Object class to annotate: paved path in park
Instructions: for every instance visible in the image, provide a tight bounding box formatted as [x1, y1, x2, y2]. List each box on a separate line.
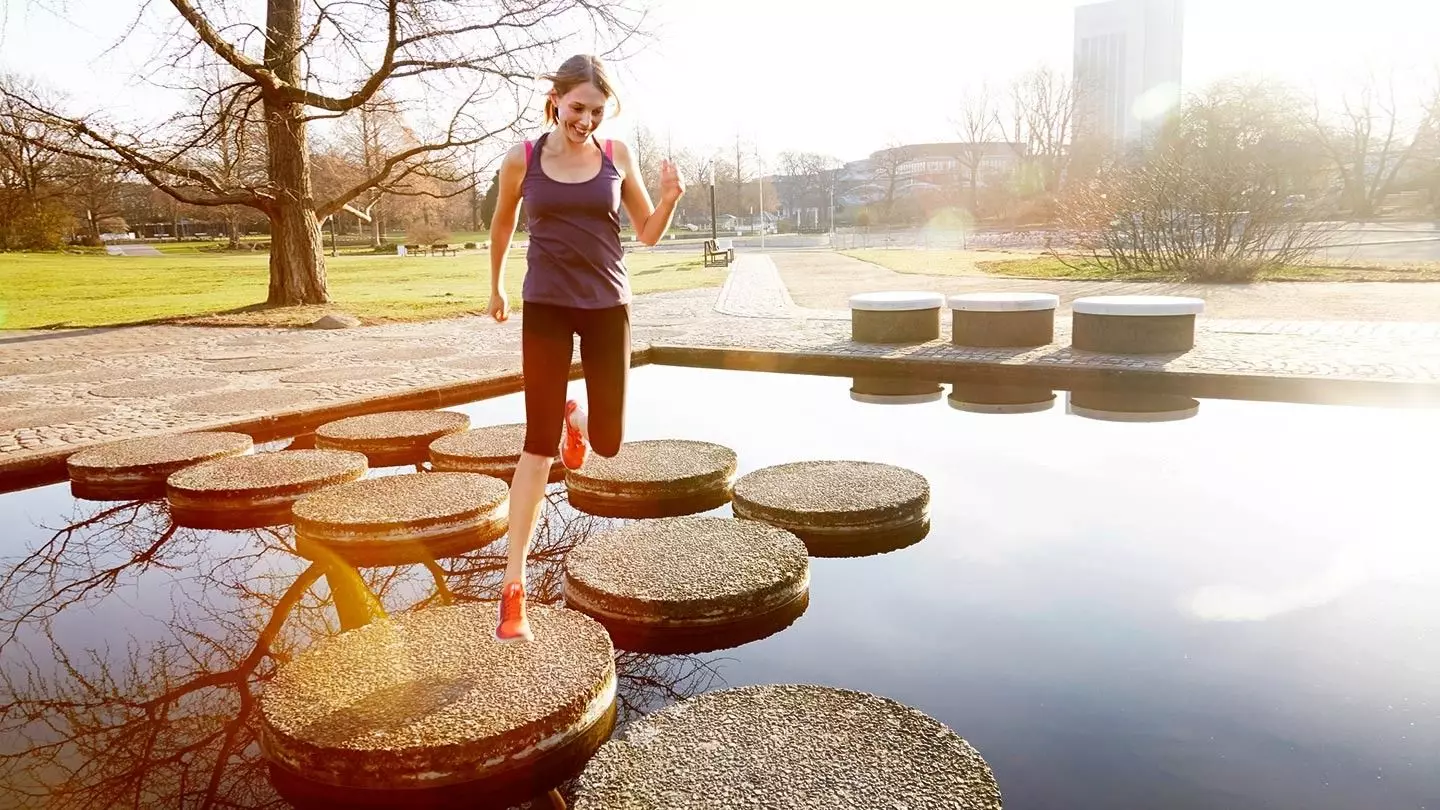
[104, 243, 164, 256]
[2, 249, 1438, 488]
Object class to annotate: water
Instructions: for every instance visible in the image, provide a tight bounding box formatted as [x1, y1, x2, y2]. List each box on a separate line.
[2, 364, 1438, 809]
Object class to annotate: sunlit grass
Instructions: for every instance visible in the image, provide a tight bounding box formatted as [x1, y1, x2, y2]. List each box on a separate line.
[2, 248, 721, 329]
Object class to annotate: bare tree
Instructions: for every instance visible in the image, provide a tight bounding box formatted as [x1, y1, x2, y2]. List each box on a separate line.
[1009, 66, 1078, 193]
[1310, 70, 1440, 218]
[2, 0, 644, 306]
[954, 83, 1004, 210]
[867, 141, 917, 224]
[776, 150, 841, 229]
[0, 77, 74, 249]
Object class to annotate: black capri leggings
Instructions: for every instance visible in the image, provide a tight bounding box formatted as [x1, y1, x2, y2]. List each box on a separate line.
[520, 301, 630, 459]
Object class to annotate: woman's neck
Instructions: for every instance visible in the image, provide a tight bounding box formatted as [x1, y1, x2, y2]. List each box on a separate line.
[549, 128, 592, 156]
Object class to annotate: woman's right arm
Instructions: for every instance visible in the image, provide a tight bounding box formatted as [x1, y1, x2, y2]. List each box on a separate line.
[487, 145, 527, 319]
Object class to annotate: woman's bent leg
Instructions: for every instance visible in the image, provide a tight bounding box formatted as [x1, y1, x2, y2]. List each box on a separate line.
[576, 304, 631, 458]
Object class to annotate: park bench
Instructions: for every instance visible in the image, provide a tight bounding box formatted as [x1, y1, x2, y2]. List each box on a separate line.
[703, 237, 734, 268]
[430, 243, 458, 257]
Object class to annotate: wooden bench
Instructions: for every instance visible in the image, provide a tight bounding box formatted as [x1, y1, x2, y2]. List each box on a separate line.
[401, 243, 422, 256]
[429, 243, 458, 257]
[703, 238, 734, 267]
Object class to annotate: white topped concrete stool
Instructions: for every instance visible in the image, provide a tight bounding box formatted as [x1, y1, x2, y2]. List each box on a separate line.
[1071, 295, 1205, 354]
[947, 292, 1059, 348]
[848, 291, 946, 344]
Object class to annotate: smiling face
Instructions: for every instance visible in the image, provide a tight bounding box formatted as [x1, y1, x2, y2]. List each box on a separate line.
[551, 81, 609, 144]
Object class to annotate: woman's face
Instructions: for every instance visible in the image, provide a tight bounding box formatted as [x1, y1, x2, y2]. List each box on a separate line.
[553, 81, 608, 144]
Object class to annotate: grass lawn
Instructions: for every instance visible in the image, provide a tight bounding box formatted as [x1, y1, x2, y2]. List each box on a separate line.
[2, 247, 721, 329]
[843, 249, 1440, 283]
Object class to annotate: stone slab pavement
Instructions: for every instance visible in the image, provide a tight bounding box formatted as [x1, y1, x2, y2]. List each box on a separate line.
[2, 250, 1439, 490]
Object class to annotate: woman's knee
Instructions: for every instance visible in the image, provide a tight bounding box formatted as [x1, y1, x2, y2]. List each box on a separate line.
[589, 425, 623, 458]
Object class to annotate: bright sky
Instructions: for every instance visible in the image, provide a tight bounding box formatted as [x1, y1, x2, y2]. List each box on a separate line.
[2, 0, 1436, 166]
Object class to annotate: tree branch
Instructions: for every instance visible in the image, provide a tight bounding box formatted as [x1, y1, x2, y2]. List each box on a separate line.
[165, 0, 280, 91]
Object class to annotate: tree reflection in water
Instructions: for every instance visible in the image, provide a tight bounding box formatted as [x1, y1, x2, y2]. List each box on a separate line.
[0, 486, 729, 809]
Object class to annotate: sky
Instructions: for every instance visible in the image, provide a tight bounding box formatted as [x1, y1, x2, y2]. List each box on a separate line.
[2, 0, 1437, 167]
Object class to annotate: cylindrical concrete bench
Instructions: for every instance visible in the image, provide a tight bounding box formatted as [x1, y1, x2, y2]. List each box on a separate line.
[849, 291, 945, 344]
[948, 292, 1058, 348]
[1071, 295, 1205, 354]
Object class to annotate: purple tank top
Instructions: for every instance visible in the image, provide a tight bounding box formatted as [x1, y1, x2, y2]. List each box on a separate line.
[520, 132, 631, 309]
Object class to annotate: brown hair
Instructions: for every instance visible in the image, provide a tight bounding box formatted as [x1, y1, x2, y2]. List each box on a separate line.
[542, 54, 619, 126]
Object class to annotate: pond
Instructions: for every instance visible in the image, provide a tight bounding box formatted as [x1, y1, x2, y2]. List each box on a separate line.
[1, 364, 1437, 809]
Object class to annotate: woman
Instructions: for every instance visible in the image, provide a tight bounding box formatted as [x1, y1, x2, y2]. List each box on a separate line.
[486, 54, 685, 642]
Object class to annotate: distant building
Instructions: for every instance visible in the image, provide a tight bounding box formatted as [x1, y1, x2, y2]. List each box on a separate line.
[1073, 0, 1184, 150]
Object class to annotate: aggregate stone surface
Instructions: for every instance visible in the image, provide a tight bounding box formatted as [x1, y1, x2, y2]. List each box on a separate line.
[0, 359, 94, 376]
[202, 356, 317, 372]
[259, 602, 615, 786]
[278, 365, 404, 384]
[0, 406, 112, 433]
[67, 431, 254, 476]
[563, 516, 809, 621]
[172, 389, 314, 415]
[292, 471, 508, 528]
[572, 683, 1003, 809]
[167, 449, 368, 494]
[315, 410, 470, 442]
[566, 439, 737, 489]
[733, 460, 930, 524]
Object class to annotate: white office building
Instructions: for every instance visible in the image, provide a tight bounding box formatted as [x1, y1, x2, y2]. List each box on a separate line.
[1073, 0, 1184, 150]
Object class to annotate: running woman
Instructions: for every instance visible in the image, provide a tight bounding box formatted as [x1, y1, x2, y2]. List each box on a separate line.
[486, 54, 686, 642]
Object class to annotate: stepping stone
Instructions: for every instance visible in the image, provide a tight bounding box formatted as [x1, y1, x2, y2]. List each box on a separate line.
[315, 410, 470, 467]
[563, 516, 809, 652]
[850, 375, 944, 404]
[292, 472, 509, 567]
[166, 449, 368, 530]
[66, 431, 254, 500]
[0, 405, 110, 432]
[572, 684, 1003, 810]
[1066, 390, 1200, 422]
[173, 389, 312, 415]
[90, 377, 230, 398]
[732, 461, 930, 557]
[948, 382, 1057, 414]
[428, 423, 564, 483]
[261, 602, 616, 807]
[565, 439, 737, 519]
[278, 365, 404, 385]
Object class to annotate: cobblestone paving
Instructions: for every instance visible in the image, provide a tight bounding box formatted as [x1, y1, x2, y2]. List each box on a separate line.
[3, 251, 1439, 483]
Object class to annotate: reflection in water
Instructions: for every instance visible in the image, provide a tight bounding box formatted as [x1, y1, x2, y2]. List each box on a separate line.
[849, 376, 945, 405]
[596, 590, 811, 656]
[947, 382, 1057, 415]
[0, 487, 726, 809]
[1066, 389, 1201, 422]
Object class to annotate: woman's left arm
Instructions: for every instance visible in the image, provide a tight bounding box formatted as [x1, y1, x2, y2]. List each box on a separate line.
[616, 140, 685, 246]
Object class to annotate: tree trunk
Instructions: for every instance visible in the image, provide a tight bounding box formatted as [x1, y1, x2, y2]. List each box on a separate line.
[263, 0, 328, 305]
[227, 210, 241, 249]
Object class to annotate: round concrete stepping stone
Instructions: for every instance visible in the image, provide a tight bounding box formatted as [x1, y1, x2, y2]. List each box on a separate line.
[173, 389, 312, 415]
[260, 602, 616, 806]
[565, 439, 737, 519]
[167, 449, 368, 530]
[203, 356, 315, 373]
[948, 382, 1057, 414]
[564, 516, 810, 648]
[293, 472, 509, 567]
[0, 392, 34, 408]
[1067, 390, 1200, 422]
[428, 423, 563, 483]
[0, 359, 93, 377]
[572, 684, 1002, 810]
[0, 406, 110, 432]
[733, 461, 930, 557]
[90, 377, 230, 398]
[315, 410, 470, 467]
[66, 431, 255, 500]
[278, 365, 404, 384]
[36, 367, 137, 384]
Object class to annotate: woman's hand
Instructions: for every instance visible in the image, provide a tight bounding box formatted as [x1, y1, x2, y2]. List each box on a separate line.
[659, 159, 686, 203]
[488, 290, 509, 322]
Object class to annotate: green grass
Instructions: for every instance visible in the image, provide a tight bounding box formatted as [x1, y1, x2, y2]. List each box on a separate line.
[2, 247, 721, 329]
[843, 249, 1440, 283]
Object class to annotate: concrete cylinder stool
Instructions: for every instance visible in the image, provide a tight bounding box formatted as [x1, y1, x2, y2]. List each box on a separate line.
[1072, 295, 1205, 354]
[849, 291, 945, 344]
[947, 292, 1059, 348]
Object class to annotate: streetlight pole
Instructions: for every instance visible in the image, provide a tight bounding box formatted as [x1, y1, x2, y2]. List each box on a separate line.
[708, 161, 717, 243]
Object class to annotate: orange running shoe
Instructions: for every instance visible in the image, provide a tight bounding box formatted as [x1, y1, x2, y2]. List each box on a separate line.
[561, 398, 588, 470]
[495, 581, 532, 643]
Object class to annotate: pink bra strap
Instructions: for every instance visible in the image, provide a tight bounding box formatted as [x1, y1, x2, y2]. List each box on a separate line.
[524, 139, 533, 168]
[604, 139, 613, 161]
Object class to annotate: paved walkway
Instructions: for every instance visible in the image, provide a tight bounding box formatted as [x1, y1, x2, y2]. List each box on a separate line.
[3, 250, 1439, 488]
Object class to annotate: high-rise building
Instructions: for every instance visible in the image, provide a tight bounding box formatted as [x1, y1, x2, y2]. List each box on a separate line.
[1073, 0, 1184, 150]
